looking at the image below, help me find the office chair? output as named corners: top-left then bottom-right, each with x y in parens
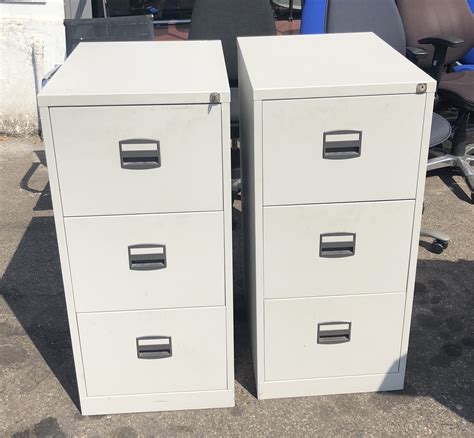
top-left (300, 0), bottom-right (452, 252)
top-left (453, 0), bottom-right (474, 72)
top-left (272, 0), bottom-right (302, 21)
top-left (397, 0), bottom-right (474, 202)
top-left (188, 0), bottom-right (276, 140)
top-left (64, 15), bottom-right (155, 57)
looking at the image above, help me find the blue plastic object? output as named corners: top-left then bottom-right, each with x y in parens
top-left (300, 0), bottom-right (327, 34)
top-left (453, 0), bottom-right (474, 71)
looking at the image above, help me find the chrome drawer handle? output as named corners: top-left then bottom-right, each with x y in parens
top-left (136, 336), bottom-right (172, 359)
top-left (128, 244), bottom-right (167, 271)
top-left (319, 233), bottom-right (356, 258)
top-left (323, 130), bottom-right (362, 159)
top-left (318, 322), bottom-right (352, 344)
top-left (119, 139), bottom-right (160, 169)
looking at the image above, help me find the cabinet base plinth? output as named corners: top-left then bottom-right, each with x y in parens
top-left (80, 389), bottom-right (234, 416)
top-left (257, 373), bottom-right (405, 400)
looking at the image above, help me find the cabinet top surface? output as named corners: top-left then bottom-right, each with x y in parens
top-left (38, 41), bottom-right (230, 106)
top-left (237, 33), bottom-right (436, 100)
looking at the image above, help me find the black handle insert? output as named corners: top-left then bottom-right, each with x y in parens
top-left (136, 336), bottom-right (172, 359)
top-left (318, 322), bottom-right (352, 344)
top-left (320, 233), bottom-right (356, 258)
top-left (128, 244), bottom-right (167, 271)
top-left (119, 139), bottom-right (161, 169)
top-left (323, 130), bottom-right (362, 159)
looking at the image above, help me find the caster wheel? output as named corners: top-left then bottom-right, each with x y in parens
top-left (431, 239), bottom-right (448, 254)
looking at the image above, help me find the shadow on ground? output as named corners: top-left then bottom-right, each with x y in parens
top-left (0, 216), bottom-right (79, 409)
top-left (19, 150), bottom-right (52, 211)
top-left (0, 185), bottom-right (472, 426)
top-left (379, 260), bottom-right (474, 424)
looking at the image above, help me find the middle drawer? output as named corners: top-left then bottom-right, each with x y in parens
top-left (264, 200), bottom-right (415, 299)
top-left (65, 211), bottom-right (225, 312)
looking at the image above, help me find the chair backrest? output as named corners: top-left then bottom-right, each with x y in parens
top-left (397, 0), bottom-right (474, 69)
top-left (64, 15), bottom-right (155, 57)
top-left (188, 0), bottom-right (276, 86)
top-left (300, 0), bottom-right (328, 34)
top-left (301, 0), bottom-right (406, 54)
top-left (462, 0), bottom-right (474, 64)
top-left (325, 0), bottom-right (407, 54)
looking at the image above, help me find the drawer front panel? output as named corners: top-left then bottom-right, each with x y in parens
top-left (50, 105), bottom-right (223, 216)
top-left (65, 212), bottom-right (225, 312)
top-left (262, 94), bottom-right (425, 205)
top-left (78, 307), bottom-right (228, 397)
top-left (264, 201), bottom-right (414, 299)
top-left (264, 294), bottom-right (405, 381)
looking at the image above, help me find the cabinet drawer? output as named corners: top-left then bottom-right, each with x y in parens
top-left (264, 294), bottom-right (405, 381)
top-left (50, 104), bottom-right (223, 216)
top-left (78, 307), bottom-right (228, 397)
top-left (65, 212), bottom-right (225, 312)
top-left (264, 201), bottom-right (414, 299)
top-left (262, 94), bottom-right (425, 205)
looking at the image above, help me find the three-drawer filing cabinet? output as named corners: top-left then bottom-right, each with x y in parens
top-left (238, 33), bottom-right (436, 400)
top-left (38, 41), bottom-right (234, 414)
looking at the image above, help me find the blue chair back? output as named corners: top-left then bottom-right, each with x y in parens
top-left (460, 0), bottom-right (474, 66)
top-left (300, 0), bottom-right (327, 34)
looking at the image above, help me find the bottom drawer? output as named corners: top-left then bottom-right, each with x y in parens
top-left (264, 293), bottom-right (405, 382)
top-left (78, 307), bottom-right (228, 397)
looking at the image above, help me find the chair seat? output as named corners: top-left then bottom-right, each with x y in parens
top-left (452, 64), bottom-right (474, 72)
top-left (438, 71), bottom-right (474, 107)
top-left (461, 48), bottom-right (474, 65)
top-left (430, 113), bottom-right (452, 147)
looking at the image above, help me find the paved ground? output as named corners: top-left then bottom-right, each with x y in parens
top-left (0, 135), bottom-right (473, 437)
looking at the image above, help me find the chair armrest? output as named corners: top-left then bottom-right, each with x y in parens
top-left (419, 36), bottom-right (464, 48)
top-left (418, 36), bottom-right (465, 82)
top-left (41, 64), bottom-right (61, 89)
top-left (406, 46), bottom-right (428, 65)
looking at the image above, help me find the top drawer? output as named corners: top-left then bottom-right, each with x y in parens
top-left (262, 94), bottom-right (426, 206)
top-left (50, 104), bottom-right (223, 216)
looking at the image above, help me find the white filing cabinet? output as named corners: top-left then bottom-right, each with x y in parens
top-left (238, 33), bottom-right (436, 400)
top-left (38, 41), bottom-right (234, 414)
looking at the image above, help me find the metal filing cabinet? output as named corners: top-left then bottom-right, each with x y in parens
top-left (38, 41), bottom-right (234, 414)
top-left (238, 33), bottom-right (436, 400)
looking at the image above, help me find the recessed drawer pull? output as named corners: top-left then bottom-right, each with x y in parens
top-left (323, 130), bottom-right (362, 159)
top-left (128, 244), bottom-right (167, 271)
top-left (318, 322), bottom-right (352, 344)
top-left (119, 139), bottom-right (161, 169)
top-left (136, 336), bottom-right (172, 359)
top-left (320, 233), bottom-right (356, 258)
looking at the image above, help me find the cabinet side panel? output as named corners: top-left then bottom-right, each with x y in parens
top-left (221, 102), bottom-right (235, 397)
top-left (399, 93), bottom-right (434, 376)
top-left (238, 47), bottom-right (264, 389)
top-left (39, 107), bottom-right (88, 402)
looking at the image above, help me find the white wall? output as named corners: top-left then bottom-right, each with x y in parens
top-left (0, 0), bottom-right (66, 135)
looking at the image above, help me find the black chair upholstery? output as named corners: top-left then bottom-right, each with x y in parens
top-left (189, 0), bottom-right (276, 139)
top-left (431, 113), bottom-right (452, 147)
top-left (189, 0), bottom-right (276, 86)
top-left (397, 0), bottom-right (474, 196)
top-left (397, 0), bottom-right (474, 111)
top-left (397, 0), bottom-right (474, 73)
top-left (64, 15), bottom-right (155, 57)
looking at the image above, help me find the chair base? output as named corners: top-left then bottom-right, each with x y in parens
top-left (428, 145), bottom-right (474, 200)
top-left (420, 228), bottom-right (450, 254)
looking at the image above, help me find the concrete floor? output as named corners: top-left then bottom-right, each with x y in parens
top-left (0, 135), bottom-right (473, 437)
